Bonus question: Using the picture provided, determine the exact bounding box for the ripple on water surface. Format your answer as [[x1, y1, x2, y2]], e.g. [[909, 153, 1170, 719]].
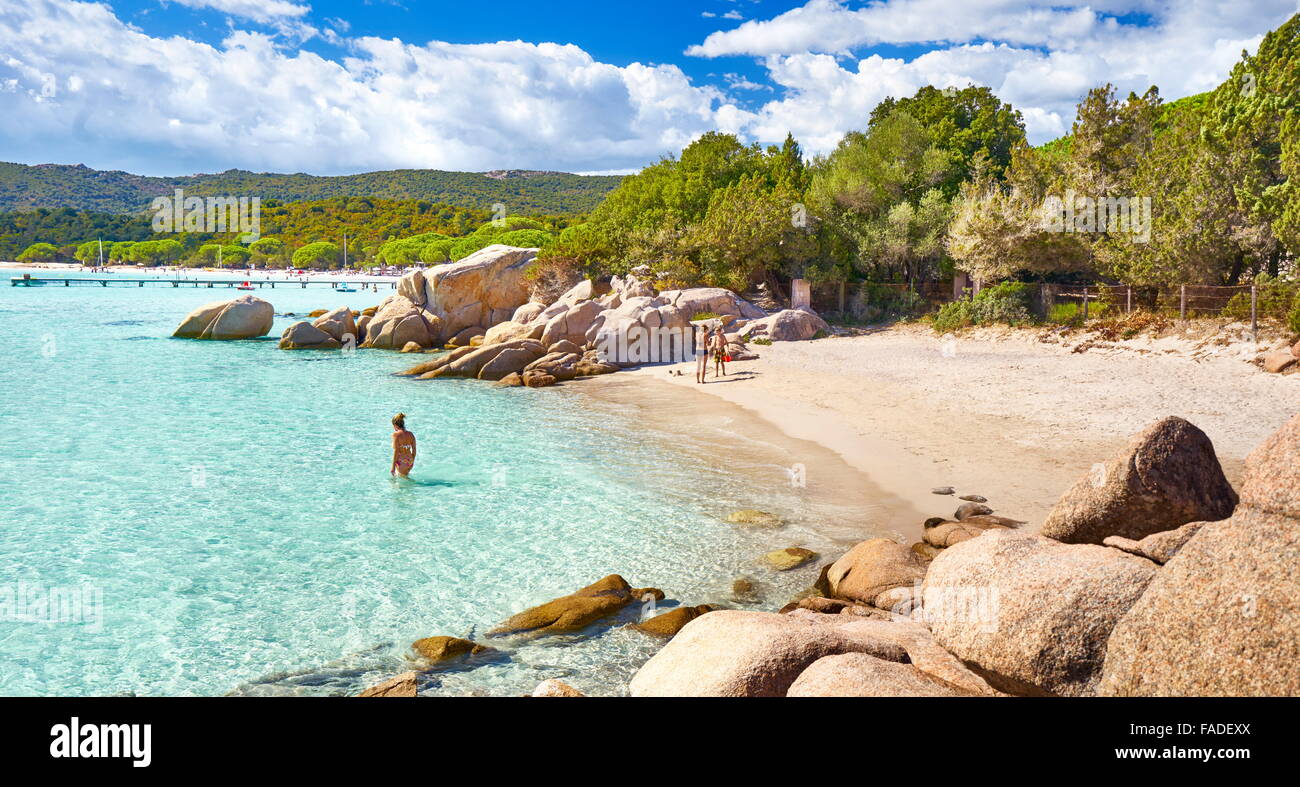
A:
[[0, 276, 886, 696]]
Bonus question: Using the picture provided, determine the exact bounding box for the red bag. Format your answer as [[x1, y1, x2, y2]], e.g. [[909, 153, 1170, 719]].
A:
[[724, 355, 732, 362]]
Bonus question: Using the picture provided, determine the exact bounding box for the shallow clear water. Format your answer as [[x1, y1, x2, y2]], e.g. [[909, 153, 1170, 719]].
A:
[[0, 272, 881, 696]]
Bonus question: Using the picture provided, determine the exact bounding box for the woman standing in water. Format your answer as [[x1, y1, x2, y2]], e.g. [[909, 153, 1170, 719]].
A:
[[391, 413, 416, 477]]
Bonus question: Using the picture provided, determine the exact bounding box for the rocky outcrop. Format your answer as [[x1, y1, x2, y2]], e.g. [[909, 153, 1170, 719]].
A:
[[1102, 521, 1205, 564], [489, 575, 660, 637], [357, 671, 419, 697], [402, 245, 538, 338], [1040, 416, 1238, 544], [1098, 413, 1300, 696], [922, 530, 1158, 696], [173, 295, 274, 339], [278, 321, 340, 350], [628, 610, 908, 697], [825, 538, 928, 608]]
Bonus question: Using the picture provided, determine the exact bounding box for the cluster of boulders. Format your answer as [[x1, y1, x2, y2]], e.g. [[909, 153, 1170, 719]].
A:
[[1259, 338, 1300, 374], [626, 413, 1299, 697], [356, 574, 720, 697], [377, 259, 829, 387], [170, 246, 834, 390]]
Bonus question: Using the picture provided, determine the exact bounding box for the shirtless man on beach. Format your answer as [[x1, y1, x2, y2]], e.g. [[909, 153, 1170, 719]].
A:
[[390, 413, 416, 477]]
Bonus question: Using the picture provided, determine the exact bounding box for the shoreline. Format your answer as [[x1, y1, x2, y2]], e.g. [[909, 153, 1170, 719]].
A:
[[619, 323, 1300, 529]]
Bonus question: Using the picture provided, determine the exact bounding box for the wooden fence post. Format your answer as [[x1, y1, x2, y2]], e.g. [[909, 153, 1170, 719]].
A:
[[1251, 285, 1258, 342], [1126, 286, 1132, 314], [838, 281, 846, 314], [1083, 286, 1089, 321], [1180, 284, 1187, 320]]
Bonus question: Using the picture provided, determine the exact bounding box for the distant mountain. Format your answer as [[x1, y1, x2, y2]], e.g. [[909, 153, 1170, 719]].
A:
[[0, 162, 625, 215]]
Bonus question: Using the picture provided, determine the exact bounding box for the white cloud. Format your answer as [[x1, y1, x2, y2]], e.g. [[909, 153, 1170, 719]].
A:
[[0, 0, 1293, 179], [0, 0, 746, 175], [691, 0, 1296, 146], [167, 0, 311, 24]]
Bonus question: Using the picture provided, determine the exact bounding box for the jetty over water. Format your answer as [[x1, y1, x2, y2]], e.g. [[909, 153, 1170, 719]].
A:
[[11, 275, 397, 290]]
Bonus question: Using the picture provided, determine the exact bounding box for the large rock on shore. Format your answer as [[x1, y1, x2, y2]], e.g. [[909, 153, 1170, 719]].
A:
[[787, 653, 974, 697], [1039, 416, 1238, 544], [173, 295, 274, 339], [628, 610, 908, 697], [825, 538, 928, 607], [402, 245, 538, 338], [1098, 413, 1300, 696], [738, 307, 829, 342], [489, 575, 657, 637], [922, 529, 1158, 696]]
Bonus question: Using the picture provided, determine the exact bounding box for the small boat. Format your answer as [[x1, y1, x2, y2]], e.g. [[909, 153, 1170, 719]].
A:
[[236, 281, 255, 290], [336, 284, 358, 292]]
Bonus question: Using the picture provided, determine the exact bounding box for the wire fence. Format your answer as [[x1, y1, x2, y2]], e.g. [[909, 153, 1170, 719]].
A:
[[810, 279, 1299, 333]]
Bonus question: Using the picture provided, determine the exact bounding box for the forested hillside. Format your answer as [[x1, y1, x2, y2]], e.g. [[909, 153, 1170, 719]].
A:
[[0, 163, 623, 215]]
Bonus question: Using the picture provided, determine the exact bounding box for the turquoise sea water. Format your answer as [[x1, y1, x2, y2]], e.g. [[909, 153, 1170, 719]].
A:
[[0, 272, 880, 696]]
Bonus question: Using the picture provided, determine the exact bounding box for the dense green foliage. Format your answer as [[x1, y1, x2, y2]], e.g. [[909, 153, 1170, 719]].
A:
[[931, 281, 1035, 332], [0, 163, 622, 216], [530, 132, 812, 291]]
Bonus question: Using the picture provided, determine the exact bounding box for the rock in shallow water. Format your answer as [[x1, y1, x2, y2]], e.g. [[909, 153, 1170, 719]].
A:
[[489, 574, 659, 637], [411, 636, 491, 663], [174, 295, 274, 340], [725, 509, 783, 527], [763, 547, 817, 570], [357, 671, 419, 697], [531, 679, 584, 697], [631, 605, 718, 637]]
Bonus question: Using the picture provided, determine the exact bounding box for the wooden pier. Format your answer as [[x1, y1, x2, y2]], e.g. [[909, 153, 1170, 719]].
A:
[[11, 275, 397, 290]]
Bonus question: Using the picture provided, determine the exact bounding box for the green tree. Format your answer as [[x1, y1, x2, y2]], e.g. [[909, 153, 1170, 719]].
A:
[[1206, 12, 1298, 263], [248, 237, 286, 262], [869, 84, 1027, 194], [292, 241, 341, 269], [17, 241, 60, 262]]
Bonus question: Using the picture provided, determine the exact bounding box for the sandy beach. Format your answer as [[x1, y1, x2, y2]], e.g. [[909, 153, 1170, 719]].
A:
[[630, 323, 1300, 530]]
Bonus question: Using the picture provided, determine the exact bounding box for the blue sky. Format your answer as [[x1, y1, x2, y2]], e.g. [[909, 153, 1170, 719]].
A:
[[0, 1, 1294, 176]]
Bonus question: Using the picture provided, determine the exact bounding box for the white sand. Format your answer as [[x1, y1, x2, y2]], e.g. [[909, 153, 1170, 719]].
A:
[[631, 323, 1300, 529]]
